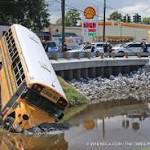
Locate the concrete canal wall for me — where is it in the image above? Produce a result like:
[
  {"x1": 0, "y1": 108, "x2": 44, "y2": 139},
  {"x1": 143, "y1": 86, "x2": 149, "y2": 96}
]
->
[
  {"x1": 0, "y1": 56, "x2": 149, "y2": 80},
  {"x1": 51, "y1": 57, "x2": 149, "y2": 80}
]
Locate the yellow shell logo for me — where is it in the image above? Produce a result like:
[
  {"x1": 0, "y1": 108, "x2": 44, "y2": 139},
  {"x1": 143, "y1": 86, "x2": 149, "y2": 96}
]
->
[{"x1": 84, "y1": 7, "x2": 96, "y2": 19}]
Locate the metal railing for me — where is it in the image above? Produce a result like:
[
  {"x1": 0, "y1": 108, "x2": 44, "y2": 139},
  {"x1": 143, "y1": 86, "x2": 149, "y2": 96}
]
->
[{"x1": 47, "y1": 51, "x2": 150, "y2": 60}]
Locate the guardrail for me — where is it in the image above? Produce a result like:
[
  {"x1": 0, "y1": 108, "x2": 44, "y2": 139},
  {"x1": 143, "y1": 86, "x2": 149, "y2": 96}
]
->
[{"x1": 47, "y1": 51, "x2": 150, "y2": 60}]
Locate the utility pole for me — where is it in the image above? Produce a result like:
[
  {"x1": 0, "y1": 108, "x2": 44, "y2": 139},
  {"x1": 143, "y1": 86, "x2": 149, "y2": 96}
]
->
[
  {"x1": 61, "y1": 0, "x2": 65, "y2": 51},
  {"x1": 103, "y1": 0, "x2": 106, "y2": 42},
  {"x1": 102, "y1": 118, "x2": 105, "y2": 139}
]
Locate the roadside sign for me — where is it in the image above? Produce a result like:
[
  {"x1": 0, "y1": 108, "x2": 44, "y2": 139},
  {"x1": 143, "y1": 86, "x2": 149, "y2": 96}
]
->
[
  {"x1": 84, "y1": 6, "x2": 96, "y2": 19},
  {"x1": 82, "y1": 21, "x2": 97, "y2": 41},
  {"x1": 82, "y1": 6, "x2": 97, "y2": 41}
]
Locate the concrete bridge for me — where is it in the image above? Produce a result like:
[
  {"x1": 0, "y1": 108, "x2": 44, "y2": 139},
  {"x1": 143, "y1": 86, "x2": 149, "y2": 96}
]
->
[
  {"x1": 0, "y1": 53, "x2": 149, "y2": 81},
  {"x1": 50, "y1": 55, "x2": 149, "y2": 80}
]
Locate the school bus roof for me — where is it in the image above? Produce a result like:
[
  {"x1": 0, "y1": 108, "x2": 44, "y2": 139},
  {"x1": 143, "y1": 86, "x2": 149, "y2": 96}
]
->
[{"x1": 12, "y1": 24, "x2": 66, "y2": 98}]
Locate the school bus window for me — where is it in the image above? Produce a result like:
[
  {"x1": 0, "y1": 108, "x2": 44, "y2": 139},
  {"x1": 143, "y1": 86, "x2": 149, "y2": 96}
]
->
[
  {"x1": 18, "y1": 62, "x2": 22, "y2": 68},
  {"x1": 7, "y1": 37, "x2": 12, "y2": 44},
  {"x1": 10, "y1": 48, "x2": 17, "y2": 56},
  {"x1": 10, "y1": 52, "x2": 13, "y2": 57},
  {"x1": 21, "y1": 74, "x2": 25, "y2": 80},
  {"x1": 12, "y1": 56, "x2": 19, "y2": 63},
  {"x1": 11, "y1": 46, "x2": 17, "y2": 55},
  {"x1": 4, "y1": 31, "x2": 8, "y2": 36},
  {"x1": 20, "y1": 68, "x2": 23, "y2": 74},
  {"x1": 8, "y1": 29, "x2": 11, "y2": 34},
  {"x1": 6, "y1": 36, "x2": 9, "y2": 41},
  {"x1": 11, "y1": 38, "x2": 14, "y2": 44},
  {"x1": 17, "y1": 80, "x2": 21, "y2": 86},
  {"x1": 11, "y1": 48, "x2": 18, "y2": 58},
  {"x1": 8, "y1": 43, "x2": 11, "y2": 49},
  {"x1": 12, "y1": 52, "x2": 18, "y2": 60},
  {"x1": 14, "y1": 67, "x2": 17, "y2": 74},
  {"x1": 16, "y1": 73, "x2": 19, "y2": 79},
  {"x1": 12, "y1": 57, "x2": 19, "y2": 67},
  {"x1": 12, "y1": 42, "x2": 15, "y2": 48},
  {"x1": 12, "y1": 57, "x2": 19, "y2": 65},
  {"x1": 8, "y1": 36, "x2": 13, "y2": 43},
  {"x1": 11, "y1": 57, "x2": 25, "y2": 87}
]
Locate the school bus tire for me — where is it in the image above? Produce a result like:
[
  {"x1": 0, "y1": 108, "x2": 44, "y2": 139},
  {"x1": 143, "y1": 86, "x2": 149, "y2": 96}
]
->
[{"x1": 2, "y1": 116, "x2": 15, "y2": 131}]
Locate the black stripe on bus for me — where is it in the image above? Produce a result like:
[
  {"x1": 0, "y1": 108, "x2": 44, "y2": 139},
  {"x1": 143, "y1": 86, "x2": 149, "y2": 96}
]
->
[
  {"x1": 1, "y1": 83, "x2": 27, "y2": 116},
  {"x1": 1, "y1": 83, "x2": 64, "y2": 120},
  {"x1": 22, "y1": 89, "x2": 64, "y2": 120}
]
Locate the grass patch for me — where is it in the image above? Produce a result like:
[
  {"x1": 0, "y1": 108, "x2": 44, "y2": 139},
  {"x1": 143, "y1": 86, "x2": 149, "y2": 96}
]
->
[
  {"x1": 58, "y1": 77, "x2": 88, "y2": 107},
  {"x1": 58, "y1": 77, "x2": 88, "y2": 121},
  {"x1": 142, "y1": 148, "x2": 150, "y2": 150}
]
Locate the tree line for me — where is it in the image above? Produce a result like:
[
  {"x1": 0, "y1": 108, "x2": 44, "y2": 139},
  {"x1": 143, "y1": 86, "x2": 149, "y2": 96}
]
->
[
  {"x1": 57, "y1": 10, "x2": 150, "y2": 26},
  {"x1": 1, "y1": 0, "x2": 150, "y2": 30},
  {"x1": 0, "y1": 0, "x2": 49, "y2": 31},
  {"x1": 108, "y1": 11, "x2": 144, "y2": 23}
]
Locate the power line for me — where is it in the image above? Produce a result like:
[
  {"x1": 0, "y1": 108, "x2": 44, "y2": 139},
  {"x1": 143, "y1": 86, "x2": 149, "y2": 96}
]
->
[
  {"x1": 106, "y1": 1, "x2": 150, "y2": 17},
  {"x1": 48, "y1": 0, "x2": 150, "y2": 20},
  {"x1": 54, "y1": 0, "x2": 103, "y2": 18}
]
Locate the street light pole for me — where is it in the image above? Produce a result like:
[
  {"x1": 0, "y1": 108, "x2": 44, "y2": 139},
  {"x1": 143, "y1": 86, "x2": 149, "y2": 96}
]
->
[
  {"x1": 61, "y1": 0, "x2": 65, "y2": 51},
  {"x1": 103, "y1": 0, "x2": 106, "y2": 42}
]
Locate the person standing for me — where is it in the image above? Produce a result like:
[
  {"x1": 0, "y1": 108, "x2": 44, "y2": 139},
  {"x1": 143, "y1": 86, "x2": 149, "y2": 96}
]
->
[
  {"x1": 103, "y1": 43, "x2": 108, "y2": 53},
  {"x1": 141, "y1": 41, "x2": 147, "y2": 52},
  {"x1": 62, "y1": 43, "x2": 68, "y2": 52}
]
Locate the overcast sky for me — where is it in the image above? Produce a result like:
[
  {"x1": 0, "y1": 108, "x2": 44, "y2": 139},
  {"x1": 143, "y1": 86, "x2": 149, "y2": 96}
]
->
[{"x1": 47, "y1": 0, "x2": 150, "y2": 23}]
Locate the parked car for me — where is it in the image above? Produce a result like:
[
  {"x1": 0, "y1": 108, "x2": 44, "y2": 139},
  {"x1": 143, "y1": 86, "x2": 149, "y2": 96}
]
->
[
  {"x1": 112, "y1": 42, "x2": 150, "y2": 53},
  {"x1": 112, "y1": 43, "x2": 124, "y2": 51},
  {"x1": 67, "y1": 44, "x2": 93, "y2": 53},
  {"x1": 83, "y1": 45, "x2": 93, "y2": 52},
  {"x1": 68, "y1": 42, "x2": 113, "y2": 53},
  {"x1": 146, "y1": 44, "x2": 150, "y2": 52},
  {"x1": 91, "y1": 42, "x2": 105, "y2": 53},
  {"x1": 67, "y1": 45, "x2": 81, "y2": 51},
  {"x1": 44, "y1": 41, "x2": 59, "y2": 53},
  {"x1": 82, "y1": 42, "x2": 110, "y2": 53},
  {"x1": 66, "y1": 45, "x2": 82, "y2": 53}
]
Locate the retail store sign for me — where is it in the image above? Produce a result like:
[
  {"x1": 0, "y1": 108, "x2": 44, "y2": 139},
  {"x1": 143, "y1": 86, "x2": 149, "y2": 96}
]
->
[{"x1": 82, "y1": 21, "x2": 97, "y2": 38}]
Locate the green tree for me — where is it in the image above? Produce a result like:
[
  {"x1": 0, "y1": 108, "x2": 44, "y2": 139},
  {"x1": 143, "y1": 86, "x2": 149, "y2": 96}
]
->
[
  {"x1": 23, "y1": 0, "x2": 50, "y2": 31},
  {"x1": 108, "y1": 11, "x2": 122, "y2": 21},
  {"x1": 0, "y1": 0, "x2": 49, "y2": 31},
  {"x1": 65, "y1": 9, "x2": 81, "y2": 27},
  {"x1": 142, "y1": 17, "x2": 150, "y2": 24},
  {"x1": 0, "y1": 0, "x2": 15, "y2": 24}
]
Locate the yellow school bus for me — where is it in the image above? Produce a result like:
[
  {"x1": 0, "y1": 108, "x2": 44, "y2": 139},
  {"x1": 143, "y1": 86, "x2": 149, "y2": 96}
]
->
[{"x1": 0, "y1": 24, "x2": 68, "y2": 131}]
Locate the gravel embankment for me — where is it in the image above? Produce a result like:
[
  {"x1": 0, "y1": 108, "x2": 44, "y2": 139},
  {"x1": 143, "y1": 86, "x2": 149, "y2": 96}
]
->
[{"x1": 71, "y1": 66, "x2": 150, "y2": 103}]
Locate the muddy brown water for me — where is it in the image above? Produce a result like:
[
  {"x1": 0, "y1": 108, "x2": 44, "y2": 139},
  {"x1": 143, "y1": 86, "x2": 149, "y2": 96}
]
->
[{"x1": 1, "y1": 100, "x2": 150, "y2": 150}]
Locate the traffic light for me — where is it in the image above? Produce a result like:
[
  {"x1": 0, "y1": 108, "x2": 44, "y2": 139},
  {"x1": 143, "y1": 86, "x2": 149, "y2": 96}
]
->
[
  {"x1": 133, "y1": 15, "x2": 137, "y2": 23},
  {"x1": 122, "y1": 15, "x2": 131, "y2": 23},
  {"x1": 137, "y1": 15, "x2": 141, "y2": 22},
  {"x1": 133, "y1": 13, "x2": 141, "y2": 23},
  {"x1": 127, "y1": 15, "x2": 131, "y2": 23},
  {"x1": 123, "y1": 16, "x2": 126, "y2": 22}
]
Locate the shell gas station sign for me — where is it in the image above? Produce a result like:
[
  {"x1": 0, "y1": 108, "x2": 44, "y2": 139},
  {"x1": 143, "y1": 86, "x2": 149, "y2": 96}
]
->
[
  {"x1": 84, "y1": 6, "x2": 96, "y2": 19},
  {"x1": 82, "y1": 6, "x2": 97, "y2": 41}
]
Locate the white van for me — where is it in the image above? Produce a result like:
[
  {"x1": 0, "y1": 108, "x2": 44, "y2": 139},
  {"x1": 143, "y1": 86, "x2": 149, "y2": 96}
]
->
[{"x1": 113, "y1": 42, "x2": 143, "y2": 53}]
